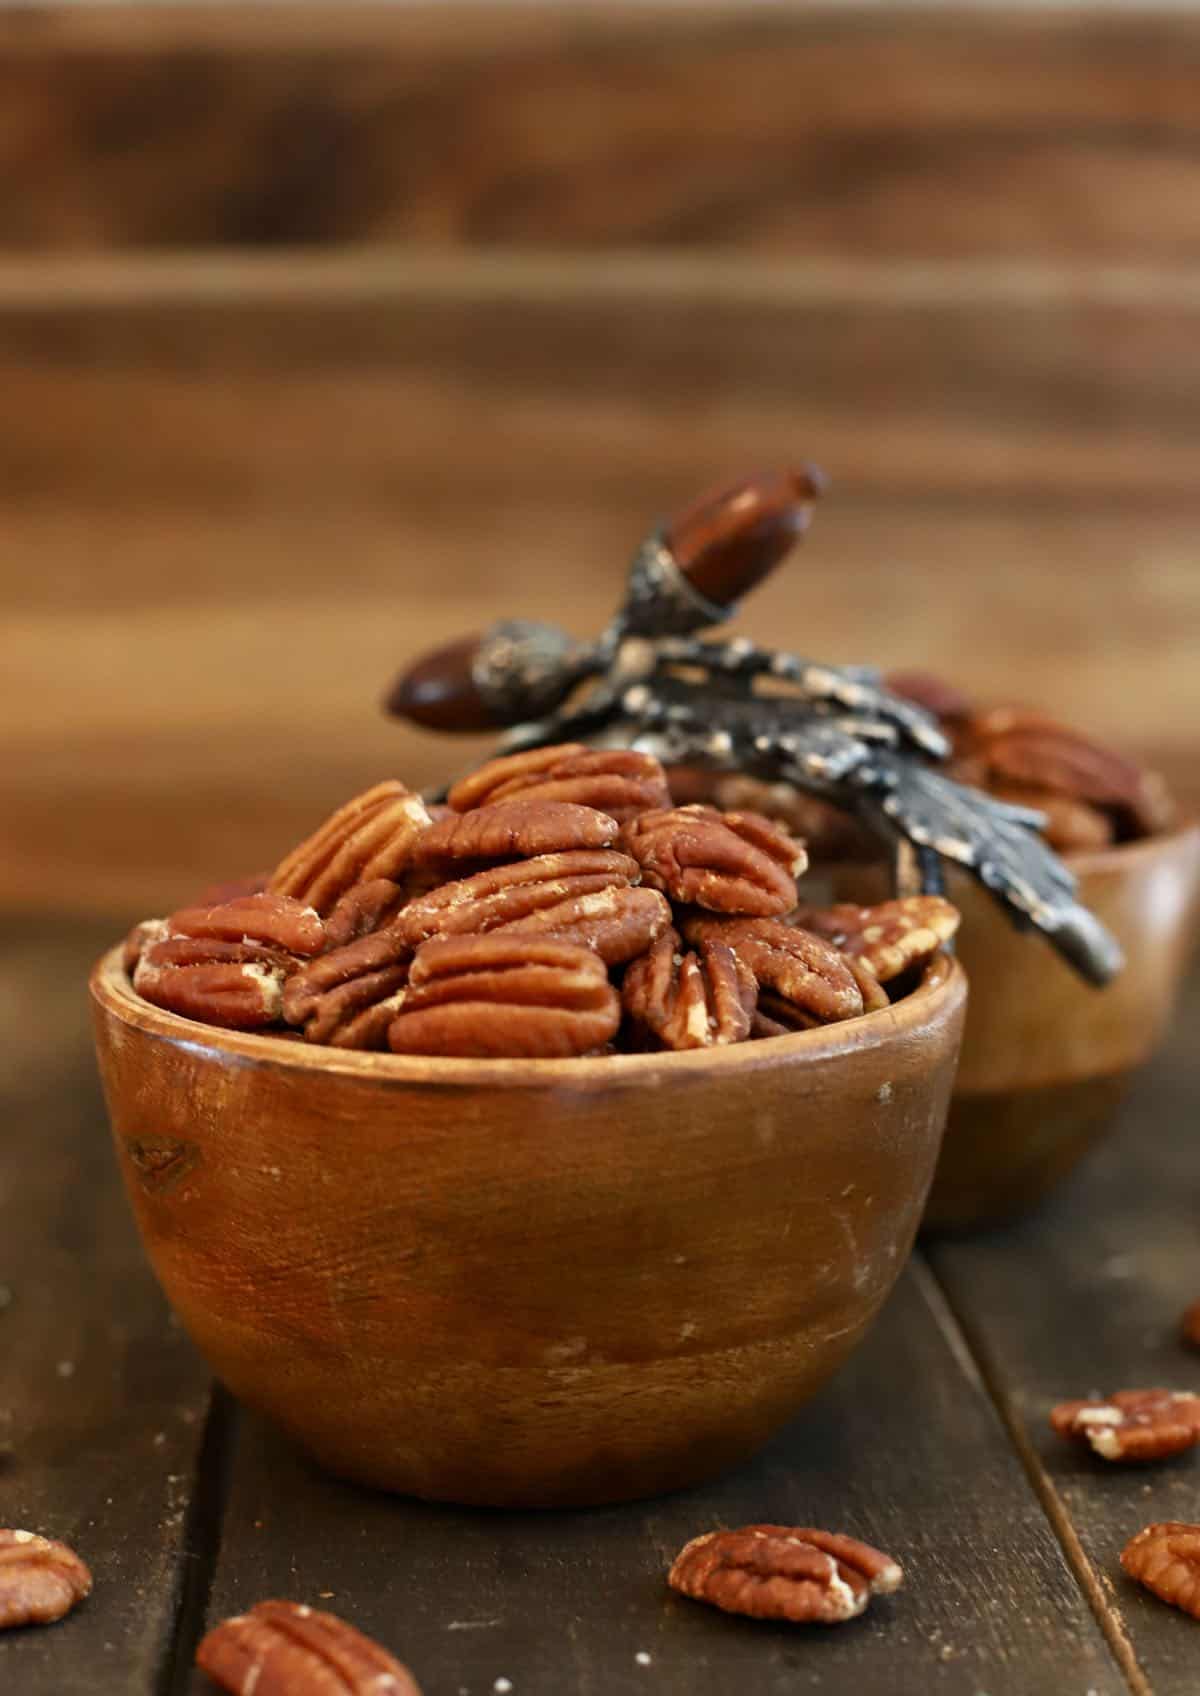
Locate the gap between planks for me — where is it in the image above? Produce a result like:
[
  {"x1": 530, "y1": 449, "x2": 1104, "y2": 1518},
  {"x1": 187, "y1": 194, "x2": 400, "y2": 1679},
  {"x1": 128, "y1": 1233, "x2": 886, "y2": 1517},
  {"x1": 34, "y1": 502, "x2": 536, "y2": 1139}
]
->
[
  {"x1": 925, "y1": 1260, "x2": 1152, "y2": 1696},
  {"x1": 1, "y1": 250, "x2": 1200, "y2": 315},
  {"x1": 155, "y1": 1385, "x2": 238, "y2": 1696}
]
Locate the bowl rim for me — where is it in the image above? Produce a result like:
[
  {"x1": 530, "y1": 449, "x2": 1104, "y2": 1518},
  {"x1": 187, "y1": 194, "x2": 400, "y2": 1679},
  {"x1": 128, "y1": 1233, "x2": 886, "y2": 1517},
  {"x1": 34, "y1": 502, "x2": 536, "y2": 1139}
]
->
[
  {"x1": 1057, "y1": 813, "x2": 1200, "y2": 876},
  {"x1": 90, "y1": 943, "x2": 965, "y2": 1087}
]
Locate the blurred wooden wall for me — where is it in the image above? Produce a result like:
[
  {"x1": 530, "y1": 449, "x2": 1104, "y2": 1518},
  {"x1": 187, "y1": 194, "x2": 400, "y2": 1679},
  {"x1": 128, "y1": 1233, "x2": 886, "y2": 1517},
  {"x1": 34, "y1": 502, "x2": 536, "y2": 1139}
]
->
[{"x1": 3, "y1": 3, "x2": 1198, "y2": 917}]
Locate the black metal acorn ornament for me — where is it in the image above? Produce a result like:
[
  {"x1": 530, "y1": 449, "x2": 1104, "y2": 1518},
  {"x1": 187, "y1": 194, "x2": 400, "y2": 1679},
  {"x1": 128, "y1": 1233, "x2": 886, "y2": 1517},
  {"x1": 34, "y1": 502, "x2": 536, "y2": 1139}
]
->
[{"x1": 386, "y1": 468, "x2": 1122, "y2": 986}]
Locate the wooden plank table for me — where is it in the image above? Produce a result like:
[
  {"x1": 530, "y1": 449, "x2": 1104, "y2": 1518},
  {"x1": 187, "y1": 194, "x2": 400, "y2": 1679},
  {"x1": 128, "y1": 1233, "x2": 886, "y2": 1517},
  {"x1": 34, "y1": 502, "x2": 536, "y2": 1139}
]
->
[{"x1": 2, "y1": 916, "x2": 1197, "y2": 1694}]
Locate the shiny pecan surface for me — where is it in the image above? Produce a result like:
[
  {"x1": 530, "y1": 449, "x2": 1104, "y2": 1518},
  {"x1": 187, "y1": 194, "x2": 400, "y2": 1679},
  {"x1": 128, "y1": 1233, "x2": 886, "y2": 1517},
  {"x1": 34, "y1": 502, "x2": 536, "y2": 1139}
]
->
[
  {"x1": 270, "y1": 782, "x2": 432, "y2": 914},
  {"x1": 167, "y1": 891, "x2": 325, "y2": 958},
  {"x1": 411, "y1": 798, "x2": 619, "y2": 867},
  {"x1": 684, "y1": 916, "x2": 865, "y2": 1025},
  {"x1": 793, "y1": 897, "x2": 959, "y2": 983},
  {"x1": 0, "y1": 1529, "x2": 93, "y2": 1630},
  {"x1": 622, "y1": 804, "x2": 805, "y2": 916},
  {"x1": 498, "y1": 883, "x2": 672, "y2": 966},
  {"x1": 1122, "y1": 1523, "x2": 1200, "y2": 1618},
  {"x1": 448, "y1": 741, "x2": 671, "y2": 822},
  {"x1": 396, "y1": 851, "x2": 640, "y2": 950},
  {"x1": 1050, "y1": 1389, "x2": 1200, "y2": 1461},
  {"x1": 623, "y1": 928, "x2": 757, "y2": 1051},
  {"x1": 668, "y1": 1525, "x2": 902, "y2": 1624},
  {"x1": 197, "y1": 1600, "x2": 422, "y2": 1696},
  {"x1": 323, "y1": 879, "x2": 408, "y2": 950},
  {"x1": 388, "y1": 934, "x2": 620, "y2": 1058}
]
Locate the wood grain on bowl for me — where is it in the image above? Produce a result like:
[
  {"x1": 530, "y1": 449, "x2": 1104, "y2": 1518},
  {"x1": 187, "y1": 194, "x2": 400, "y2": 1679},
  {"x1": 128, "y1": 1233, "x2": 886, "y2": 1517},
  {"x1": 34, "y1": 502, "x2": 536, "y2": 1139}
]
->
[{"x1": 91, "y1": 945, "x2": 965, "y2": 1507}]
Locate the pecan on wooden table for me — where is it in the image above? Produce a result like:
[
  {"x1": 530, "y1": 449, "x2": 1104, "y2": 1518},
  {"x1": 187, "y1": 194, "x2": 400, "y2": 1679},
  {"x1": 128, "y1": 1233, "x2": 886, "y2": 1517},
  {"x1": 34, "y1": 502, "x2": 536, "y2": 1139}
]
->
[
  {"x1": 0, "y1": 1529, "x2": 92, "y2": 1631},
  {"x1": 1121, "y1": 1523, "x2": 1200, "y2": 1619},
  {"x1": 197, "y1": 1600, "x2": 422, "y2": 1695},
  {"x1": 668, "y1": 1524, "x2": 903, "y2": 1624},
  {"x1": 1050, "y1": 1389, "x2": 1200, "y2": 1461}
]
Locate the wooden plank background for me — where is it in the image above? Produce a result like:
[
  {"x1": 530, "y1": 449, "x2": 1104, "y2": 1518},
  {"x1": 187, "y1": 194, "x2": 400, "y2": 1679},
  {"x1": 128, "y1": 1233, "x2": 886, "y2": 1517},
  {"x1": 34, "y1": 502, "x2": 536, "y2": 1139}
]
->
[{"x1": 3, "y1": 4, "x2": 1198, "y2": 918}]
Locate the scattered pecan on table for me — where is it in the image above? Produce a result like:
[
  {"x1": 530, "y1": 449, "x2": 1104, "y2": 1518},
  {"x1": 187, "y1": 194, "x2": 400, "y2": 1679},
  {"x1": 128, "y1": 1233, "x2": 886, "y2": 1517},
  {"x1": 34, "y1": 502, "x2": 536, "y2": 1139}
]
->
[
  {"x1": 121, "y1": 742, "x2": 960, "y2": 1056},
  {"x1": 668, "y1": 1525, "x2": 903, "y2": 1624},
  {"x1": 0, "y1": 1530, "x2": 92, "y2": 1631},
  {"x1": 197, "y1": 1600, "x2": 422, "y2": 1696},
  {"x1": 1121, "y1": 1523, "x2": 1200, "y2": 1619},
  {"x1": 1050, "y1": 1390, "x2": 1200, "y2": 1461}
]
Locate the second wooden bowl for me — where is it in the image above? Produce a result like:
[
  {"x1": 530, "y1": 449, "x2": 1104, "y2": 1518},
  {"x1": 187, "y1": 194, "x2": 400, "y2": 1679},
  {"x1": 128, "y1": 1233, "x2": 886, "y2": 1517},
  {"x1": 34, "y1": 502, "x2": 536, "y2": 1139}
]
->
[{"x1": 91, "y1": 946, "x2": 965, "y2": 1508}]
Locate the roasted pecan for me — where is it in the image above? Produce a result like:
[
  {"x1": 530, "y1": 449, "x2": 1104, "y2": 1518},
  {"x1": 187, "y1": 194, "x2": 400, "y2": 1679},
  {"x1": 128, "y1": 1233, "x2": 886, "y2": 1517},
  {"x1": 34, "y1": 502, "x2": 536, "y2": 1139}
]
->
[
  {"x1": 269, "y1": 782, "x2": 432, "y2": 915},
  {"x1": 447, "y1": 742, "x2": 671, "y2": 823},
  {"x1": 396, "y1": 851, "x2": 641, "y2": 950},
  {"x1": 986, "y1": 782, "x2": 1115, "y2": 853},
  {"x1": 669, "y1": 769, "x2": 873, "y2": 862},
  {"x1": 282, "y1": 929, "x2": 412, "y2": 1029},
  {"x1": 167, "y1": 891, "x2": 325, "y2": 958},
  {"x1": 0, "y1": 1530, "x2": 92, "y2": 1630},
  {"x1": 123, "y1": 916, "x2": 169, "y2": 974},
  {"x1": 1121, "y1": 1523, "x2": 1200, "y2": 1618},
  {"x1": 683, "y1": 916, "x2": 864, "y2": 1025},
  {"x1": 1181, "y1": 1303, "x2": 1200, "y2": 1349},
  {"x1": 791, "y1": 897, "x2": 959, "y2": 983},
  {"x1": 196, "y1": 1600, "x2": 422, "y2": 1696},
  {"x1": 1050, "y1": 1389, "x2": 1200, "y2": 1461},
  {"x1": 623, "y1": 928, "x2": 756, "y2": 1050},
  {"x1": 668, "y1": 1525, "x2": 902, "y2": 1624},
  {"x1": 622, "y1": 804, "x2": 806, "y2": 916},
  {"x1": 135, "y1": 948, "x2": 290, "y2": 1030},
  {"x1": 498, "y1": 884, "x2": 672, "y2": 966},
  {"x1": 962, "y1": 708, "x2": 1172, "y2": 837},
  {"x1": 297, "y1": 965, "x2": 411, "y2": 1050},
  {"x1": 323, "y1": 879, "x2": 408, "y2": 950},
  {"x1": 411, "y1": 798, "x2": 619, "y2": 869},
  {"x1": 388, "y1": 935, "x2": 620, "y2": 1058}
]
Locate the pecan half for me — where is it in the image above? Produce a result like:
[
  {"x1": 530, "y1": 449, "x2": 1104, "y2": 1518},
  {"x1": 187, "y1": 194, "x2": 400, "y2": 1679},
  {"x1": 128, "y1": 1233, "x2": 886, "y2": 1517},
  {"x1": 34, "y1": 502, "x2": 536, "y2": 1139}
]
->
[
  {"x1": 269, "y1": 782, "x2": 432, "y2": 915},
  {"x1": 388, "y1": 935, "x2": 620, "y2": 1058},
  {"x1": 623, "y1": 928, "x2": 756, "y2": 1050},
  {"x1": 622, "y1": 805, "x2": 806, "y2": 916},
  {"x1": 1050, "y1": 1389, "x2": 1200, "y2": 1461},
  {"x1": 0, "y1": 1530, "x2": 92, "y2": 1630},
  {"x1": 498, "y1": 884, "x2": 672, "y2": 966},
  {"x1": 411, "y1": 798, "x2": 619, "y2": 868},
  {"x1": 196, "y1": 1600, "x2": 422, "y2": 1696},
  {"x1": 448, "y1": 742, "x2": 671, "y2": 822},
  {"x1": 167, "y1": 891, "x2": 325, "y2": 958},
  {"x1": 135, "y1": 948, "x2": 291, "y2": 1030},
  {"x1": 672, "y1": 769, "x2": 873, "y2": 862},
  {"x1": 298, "y1": 965, "x2": 411, "y2": 1050},
  {"x1": 1122, "y1": 1523, "x2": 1200, "y2": 1618},
  {"x1": 282, "y1": 929, "x2": 412, "y2": 1029},
  {"x1": 1182, "y1": 1303, "x2": 1200, "y2": 1349},
  {"x1": 962, "y1": 708, "x2": 1172, "y2": 837},
  {"x1": 123, "y1": 916, "x2": 169, "y2": 974},
  {"x1": 323, "y1": 879, "x2": 408, "y2": 950},
  {"x1": 668, "y1": 1525, "x2": 902, "y2": 1624},
  {"x1": 396, "y1": 851, "x2": 641, "y2": 950},
  {"x1": 791, "y1": 897, "x2": 959, "y2": 983},
  {"x1": 683, "y1": 916, "x2": 864, "y2": 1024}
]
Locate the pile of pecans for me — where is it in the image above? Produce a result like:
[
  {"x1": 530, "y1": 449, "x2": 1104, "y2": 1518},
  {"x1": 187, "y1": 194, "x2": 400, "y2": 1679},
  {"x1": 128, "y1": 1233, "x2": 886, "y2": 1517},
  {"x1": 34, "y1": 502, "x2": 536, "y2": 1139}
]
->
[
  {"x1": 886, "y1": 672, "x2": 1176, "y2": 854},
  {"x1": 122, "y1": 743, "x2": 960, "y2": 1059}
]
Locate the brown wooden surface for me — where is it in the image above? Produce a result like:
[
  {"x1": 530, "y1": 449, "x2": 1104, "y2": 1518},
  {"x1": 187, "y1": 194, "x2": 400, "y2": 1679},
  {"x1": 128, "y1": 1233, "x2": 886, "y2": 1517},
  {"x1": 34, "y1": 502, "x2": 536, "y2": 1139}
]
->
[
  {"x1": 4, "y1": 254, "x2": 1198, "y2": 917},
  {"x1": 7, "y1": 913, "x2": 1200, "y2": 1691},
  {"x1": 3, "y1": 5, "x2": 1200, "y2": 260}
]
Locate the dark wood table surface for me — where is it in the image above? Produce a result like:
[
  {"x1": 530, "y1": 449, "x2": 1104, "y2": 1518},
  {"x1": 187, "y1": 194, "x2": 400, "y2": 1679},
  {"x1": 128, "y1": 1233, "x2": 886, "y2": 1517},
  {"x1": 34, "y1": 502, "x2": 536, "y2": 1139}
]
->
[{"x1": 2, "y1": 916, "x2": 1197, "y2": 1695}]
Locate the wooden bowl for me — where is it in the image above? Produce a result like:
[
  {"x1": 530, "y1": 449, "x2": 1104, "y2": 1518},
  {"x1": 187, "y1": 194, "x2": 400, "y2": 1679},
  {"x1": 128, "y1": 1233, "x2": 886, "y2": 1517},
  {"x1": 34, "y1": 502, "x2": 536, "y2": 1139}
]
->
[
  {"x1": 91, "y1": 945, "x2": 965, "y2": 1508},
  {"x1": 834, "y1": 820, "x2": 1200, "y2": 1230}
]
